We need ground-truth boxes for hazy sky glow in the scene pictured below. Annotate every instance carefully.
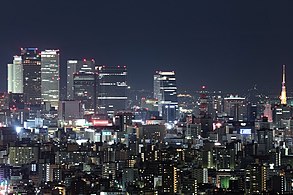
[1,1,293,93]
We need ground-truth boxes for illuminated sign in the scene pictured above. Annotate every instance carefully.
[240,128,251,135]
[102,131,112,136]
[92,120,109,126]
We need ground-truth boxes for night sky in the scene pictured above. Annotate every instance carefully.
[1,1,293,93]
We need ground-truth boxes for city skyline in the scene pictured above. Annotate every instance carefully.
[3,47,290,95]
[1,1,293,93]
[2,1,293,194]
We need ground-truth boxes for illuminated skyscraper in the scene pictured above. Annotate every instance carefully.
[223,95,246,121]
[7,56,23,93]
[21,48,42,105]
[280,64,287,105]
[67,59,95,100]
[199,86,208,117]
[66,59,96,113]
[97,66,128,117]
[67,60,78,100]
[73,72,97,114]
[41,50,60,108]
[153,71,178,123]
[153,74,161,100]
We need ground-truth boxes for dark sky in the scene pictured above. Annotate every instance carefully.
[1,1,293,93]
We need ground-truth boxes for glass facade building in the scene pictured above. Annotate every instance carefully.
[41,50,60,108]
[7,56,23,94]
[73,72,97,114]
[97,66,128,117]
[21,48,42,105]
[153,71,178,123]
[67,59,95,100]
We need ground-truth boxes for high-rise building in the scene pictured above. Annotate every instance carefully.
[247,85,260,122]
[21,48,42,105]
[97,66,128,117]
[41,50,60,108]
[272,106,291,126]
[199,86,208,117]
[153,71,178,123]
[7,56,23,93]
[249,163,268,193]
[161,162,178,193]
[223,95,246,121]
[257,128,273,155]
[66,59,95,100]
[153,74,161,101]
[67,60,77,100]
[73,72,97,113]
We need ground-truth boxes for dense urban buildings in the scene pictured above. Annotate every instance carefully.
[1,48,293,194]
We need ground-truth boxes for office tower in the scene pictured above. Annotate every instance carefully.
[153,71,178,123]
[21,48,42,105]
[41,50,60,108]
[247,85,260,121]
[153,74,161,100]
[73,72,96,113]
[280,65,287,105]
[67,60,77,100]
[257,128,273,155]
[97,66,128,117]
[272,106,291,126]
[223,95,246,121]
[66,59,95,100]
[196,87,213,138]
[207,91,224,119]
[7,56,23,93]
[199,86,208,117]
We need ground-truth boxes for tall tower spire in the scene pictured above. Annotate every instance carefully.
[280,64,287,105]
